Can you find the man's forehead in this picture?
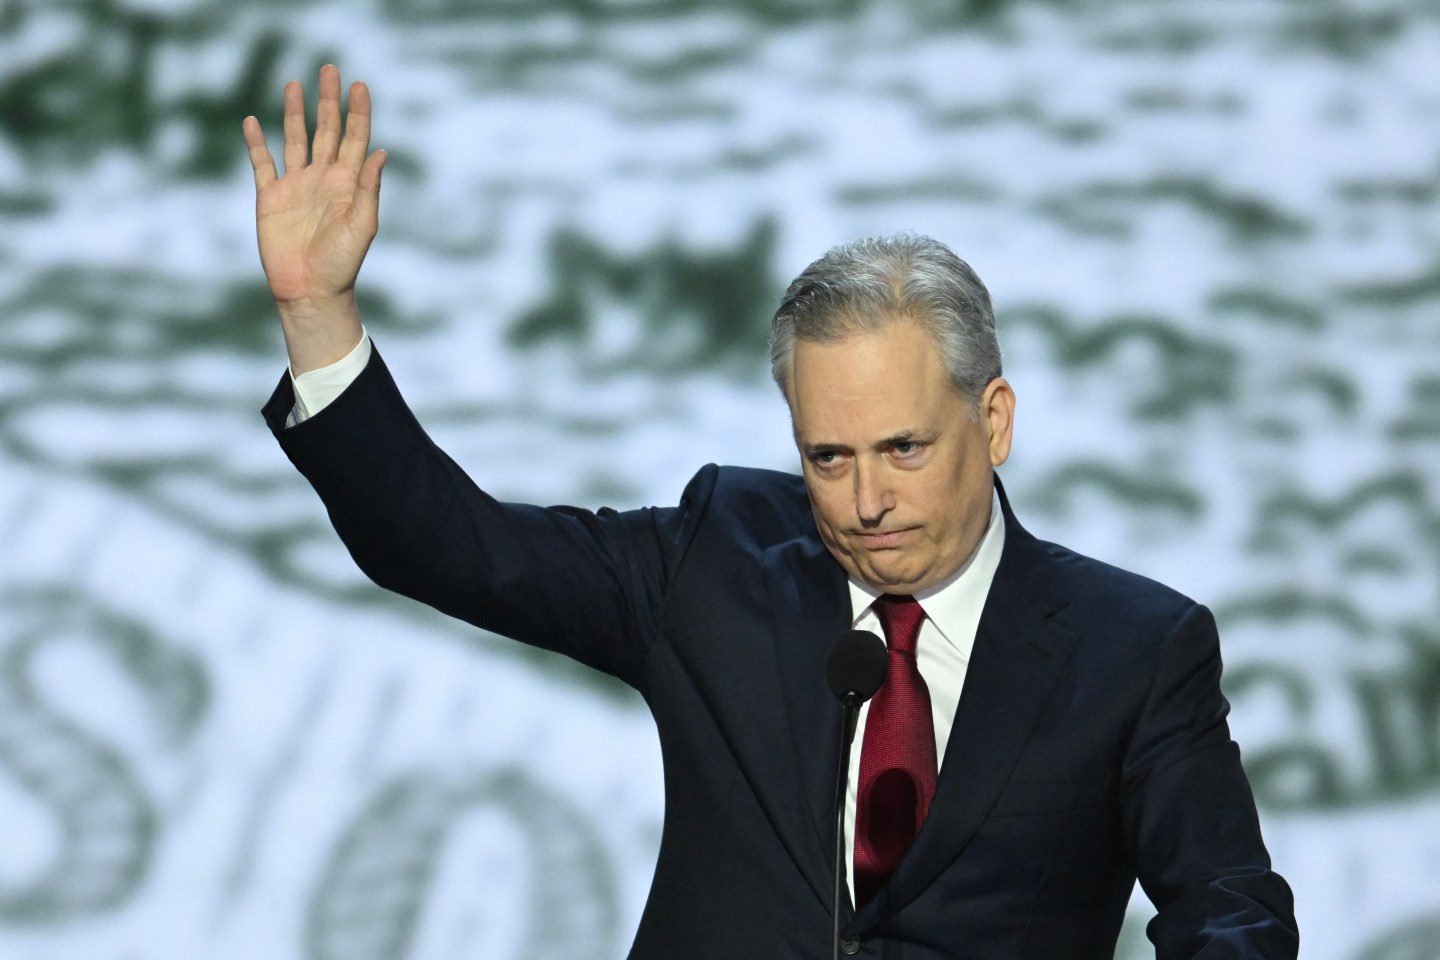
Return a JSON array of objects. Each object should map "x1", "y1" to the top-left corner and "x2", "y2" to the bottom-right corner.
[
  {"x1": 790, "y1": 324, "x2": 956, "y2": 405},
  {"x1": 789, "y1": 384, "x2": 944, "y2": 447}
]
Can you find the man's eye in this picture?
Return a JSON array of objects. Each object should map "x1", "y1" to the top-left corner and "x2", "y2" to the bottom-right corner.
[{"x1": 892, "y1": 442, "x2": 920, "y2": 456}]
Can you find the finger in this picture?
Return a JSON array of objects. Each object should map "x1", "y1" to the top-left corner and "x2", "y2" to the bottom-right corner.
[
  {"x1": 313, "y1": 64, "x2": 343, "y2": 164},
  {"x1": 282, "y1": 80, "x2": 308, "y2": 174},
  {"x1": 337, "y1": 81, "x2": 372, "y2": 171},
  {"x1": 353, "y1": 149, "x2": 387, "y2": 230},
  {"x1": 242, "y1": 115, "x2": 278, "y2": 188}
]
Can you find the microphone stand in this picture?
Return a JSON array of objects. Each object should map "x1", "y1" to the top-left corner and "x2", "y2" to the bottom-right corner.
[
  {"x1": 832, "y1": 691, "x2": 862, "y2": 960},
  {"x1": 825, "y1": 628, "x2": 885, "y2": 959}
]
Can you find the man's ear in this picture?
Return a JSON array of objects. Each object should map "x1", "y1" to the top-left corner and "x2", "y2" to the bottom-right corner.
[{"x1": 981, "y1": 377, "x2": 1015, "y2": 467}]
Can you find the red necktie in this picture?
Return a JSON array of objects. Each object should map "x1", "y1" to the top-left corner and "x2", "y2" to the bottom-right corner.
[{"x1": 853, "y1": 593, "x2": 937, "y2": 911}]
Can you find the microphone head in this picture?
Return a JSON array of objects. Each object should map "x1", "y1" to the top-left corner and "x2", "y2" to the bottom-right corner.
[{"x1": 826, "y1": 630, "x2": 888, "y2": 703}]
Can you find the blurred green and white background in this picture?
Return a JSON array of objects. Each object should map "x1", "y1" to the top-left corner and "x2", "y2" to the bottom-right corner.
[{"x1": 2, "y1": 0, "x2": 1439, "y2": 957}]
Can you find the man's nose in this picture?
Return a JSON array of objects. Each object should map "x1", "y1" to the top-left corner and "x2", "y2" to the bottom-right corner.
[{"x1": 853, "y1": 458, "x2": 895, "y2": 525}]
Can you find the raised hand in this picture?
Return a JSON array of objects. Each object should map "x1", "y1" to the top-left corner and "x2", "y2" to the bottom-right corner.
[{"x1": 243, "y1": 65, "x2": 387, "y2": 374}]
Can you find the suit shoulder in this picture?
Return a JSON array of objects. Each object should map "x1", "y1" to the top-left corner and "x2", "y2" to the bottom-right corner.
[
  {"x1": 1026, "y1": 531, "x2": 1203, "y2": 631},
  {"x1": 679, "y1": 464, "x2": 813, "y2": 546}
]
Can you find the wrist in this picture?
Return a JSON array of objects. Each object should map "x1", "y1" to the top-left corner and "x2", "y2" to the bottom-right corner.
[
  {"x1": 275, "y1": 289, "x2": 358, "y2": 326},
  {"x1": 277, "y1": 292, "x2": 365, "y2": 376}
]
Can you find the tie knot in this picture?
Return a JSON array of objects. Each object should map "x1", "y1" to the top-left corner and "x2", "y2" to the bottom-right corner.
[{"x1": 873, "y1": 594, "x2": 925, "y2": 654}]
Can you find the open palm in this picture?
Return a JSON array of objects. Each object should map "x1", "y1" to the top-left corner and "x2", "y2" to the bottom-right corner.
[{"x1": 243, "y1": 65, "x2": 387, "y2": 309}]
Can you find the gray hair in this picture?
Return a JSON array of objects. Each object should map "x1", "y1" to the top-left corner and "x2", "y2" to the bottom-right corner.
[{"x1": 769, "y1": 234, "x2": 1002, "y2": 411}]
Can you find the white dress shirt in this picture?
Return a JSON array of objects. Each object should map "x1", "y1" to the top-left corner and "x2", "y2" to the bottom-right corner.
[
  {"x1": 287, "y1": 330, "x2": 373, "y2": 425},
  {"x1": 287, "y1": 331, "x2": 1008, "y2": 906},
  {"x1": 844, "y1": 489, "x2": 1005, "y2": 904}
]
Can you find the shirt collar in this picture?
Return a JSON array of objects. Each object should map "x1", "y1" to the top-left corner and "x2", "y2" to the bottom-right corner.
[{"x1": 846, "y1": 486, "x2": 1006, "y2": 659}]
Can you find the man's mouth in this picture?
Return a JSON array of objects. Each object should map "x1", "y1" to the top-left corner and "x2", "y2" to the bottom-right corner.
[{"x1": 854, "y1": 528, "x2": 915, "y2": 549}]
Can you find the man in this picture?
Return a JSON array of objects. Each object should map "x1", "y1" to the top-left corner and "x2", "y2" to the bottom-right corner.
[{"x1": 245, "y1": 66, "x2": 1298, "y2": 958}]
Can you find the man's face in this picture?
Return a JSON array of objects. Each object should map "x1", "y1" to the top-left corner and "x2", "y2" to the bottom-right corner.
[{"x1": 787, "y1": 319, "x2": 1014, "y2": 595}]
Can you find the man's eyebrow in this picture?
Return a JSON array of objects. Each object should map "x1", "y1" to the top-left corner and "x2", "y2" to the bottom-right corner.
[
  {"x1": 876, "y1": 429, "x2": 936, "y2": 449},
  {"x1": 800, "y1": 431, "x2": 931, "y2": 456}
]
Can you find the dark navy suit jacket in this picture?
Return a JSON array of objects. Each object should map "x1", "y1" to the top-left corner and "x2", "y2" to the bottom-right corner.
[{"x1": 264, "y1": 348, "x2": 1297, "y2": 959}]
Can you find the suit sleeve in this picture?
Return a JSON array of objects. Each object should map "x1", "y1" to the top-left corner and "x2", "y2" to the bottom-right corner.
[
  {"x1": 1121, "y1": 603, "x2": 1300, "y2": 959},
  {"x1": 261, "y1": 344, "x2": 710, "y2": 693}
]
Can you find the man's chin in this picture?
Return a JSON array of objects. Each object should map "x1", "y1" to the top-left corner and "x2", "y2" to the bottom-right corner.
[
  {"x1": 852, "y1": 559, "x2": 926, "y2": 594},
  {"x1": 822, "y1": 536, "x2": 928, "y2": 592}
]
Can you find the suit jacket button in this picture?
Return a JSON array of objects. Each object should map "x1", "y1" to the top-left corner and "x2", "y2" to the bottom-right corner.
[{"x1": 840, "y1": 937, "x2": 862, "y2": 955}]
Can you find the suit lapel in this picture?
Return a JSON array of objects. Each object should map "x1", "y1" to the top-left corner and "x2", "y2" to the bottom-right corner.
[
  {"x1": 854, "y1": 484, "x2": 1079, "y2": 925},
  {"x1": 763, "y1": 534, "x2": 854, "y2": 910}
]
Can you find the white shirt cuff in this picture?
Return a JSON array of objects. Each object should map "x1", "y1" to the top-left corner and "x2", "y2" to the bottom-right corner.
[{"x1": 287, "y1": 329, "x2": 372, "y2": 426}]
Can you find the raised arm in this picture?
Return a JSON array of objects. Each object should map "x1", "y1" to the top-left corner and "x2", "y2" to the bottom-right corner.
[{"x1": 242, "y1": 65, "x2": 386, "y2": 375}]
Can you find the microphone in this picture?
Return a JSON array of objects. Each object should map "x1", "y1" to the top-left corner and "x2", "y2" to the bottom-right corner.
[
  {"x1": 828, "y1": 629, "x2": 888, "y2": 708},
  {"x1": 825, "y1": 630, "x2": 887, "y2": 959}
]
